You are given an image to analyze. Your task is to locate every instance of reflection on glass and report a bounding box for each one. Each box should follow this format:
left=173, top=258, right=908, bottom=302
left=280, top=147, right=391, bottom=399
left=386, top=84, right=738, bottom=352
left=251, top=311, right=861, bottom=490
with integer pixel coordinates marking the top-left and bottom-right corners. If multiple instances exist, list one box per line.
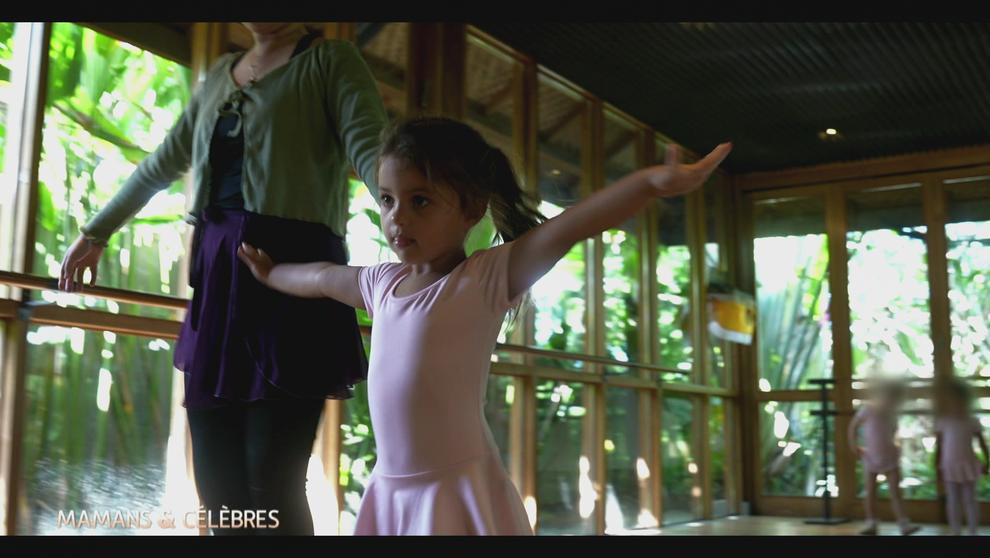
left=18, top=326, right=189, bottom=534
left=944, top=177, right=990, bottom=378
left=662, top=396, right=701, bottom=524
left=753, top=195, right=832, bottom=391
left=535, top=380, right=594, bottom=534
left=604, top=387, right=655, bottom=533
left=485, top=374, right=518, bottom=473
left=761, top=400, right=830, bottom=497
left=710, top=397, right=729, bottom=512
left=35, top=24, right=192, bottom=319
left=847, top=185, right=933, bottom=380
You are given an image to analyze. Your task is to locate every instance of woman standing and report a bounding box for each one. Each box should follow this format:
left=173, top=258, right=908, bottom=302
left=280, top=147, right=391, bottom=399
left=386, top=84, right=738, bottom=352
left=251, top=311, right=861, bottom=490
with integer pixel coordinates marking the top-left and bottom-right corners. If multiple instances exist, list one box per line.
left=58, top=23, right=388, bottom=535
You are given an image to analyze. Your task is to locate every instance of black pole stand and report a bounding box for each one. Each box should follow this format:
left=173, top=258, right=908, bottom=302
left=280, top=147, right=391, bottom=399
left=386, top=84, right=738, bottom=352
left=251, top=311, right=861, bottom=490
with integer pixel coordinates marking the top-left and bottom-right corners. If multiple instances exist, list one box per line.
left=805, top=378, right=850, bottom=525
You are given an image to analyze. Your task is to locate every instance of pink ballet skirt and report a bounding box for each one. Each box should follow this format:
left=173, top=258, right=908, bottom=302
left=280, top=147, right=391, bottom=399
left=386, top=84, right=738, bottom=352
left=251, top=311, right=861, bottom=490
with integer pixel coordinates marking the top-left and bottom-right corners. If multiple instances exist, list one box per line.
left=937, top=417, right=984, bottom=483
left=354, top=454, right=532, bottom=535
left=856, top=405, right=901, bottom=474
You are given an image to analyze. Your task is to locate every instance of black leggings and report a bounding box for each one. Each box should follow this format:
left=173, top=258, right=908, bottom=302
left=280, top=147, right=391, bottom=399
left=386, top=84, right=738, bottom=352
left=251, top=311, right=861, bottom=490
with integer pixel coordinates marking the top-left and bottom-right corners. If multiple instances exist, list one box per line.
left=187, top=398, right=325, bottom=535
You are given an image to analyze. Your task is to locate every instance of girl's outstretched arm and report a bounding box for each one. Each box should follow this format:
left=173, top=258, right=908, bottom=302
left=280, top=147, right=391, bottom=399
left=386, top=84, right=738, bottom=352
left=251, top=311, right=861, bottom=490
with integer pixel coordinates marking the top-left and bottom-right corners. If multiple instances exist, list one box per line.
left=507, top=142, right=731, bottom=300
left=237, top=243, right=365, bottom=309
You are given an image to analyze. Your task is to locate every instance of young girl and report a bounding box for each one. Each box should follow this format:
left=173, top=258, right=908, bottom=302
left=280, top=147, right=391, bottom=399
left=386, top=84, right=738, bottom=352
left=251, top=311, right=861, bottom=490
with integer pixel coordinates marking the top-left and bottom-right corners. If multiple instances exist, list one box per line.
left=935, top=379, right=989, bottom=536
left=848, top=379, right=919, bottom=535
left=237, top=117, right=731, bottom=535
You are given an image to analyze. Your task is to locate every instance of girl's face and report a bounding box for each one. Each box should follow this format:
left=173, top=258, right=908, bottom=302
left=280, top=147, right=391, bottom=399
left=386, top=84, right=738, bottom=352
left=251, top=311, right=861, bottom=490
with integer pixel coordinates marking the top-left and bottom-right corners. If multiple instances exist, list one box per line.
left=878, top=390, right=902, bottom=410
left=377, top=156, right=482, bottom=265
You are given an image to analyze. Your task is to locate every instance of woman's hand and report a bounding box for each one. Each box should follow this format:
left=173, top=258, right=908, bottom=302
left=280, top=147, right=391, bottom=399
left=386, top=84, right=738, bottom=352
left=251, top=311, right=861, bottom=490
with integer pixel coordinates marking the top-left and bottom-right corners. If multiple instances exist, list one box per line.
left=59, top=235, right=105, bottom=293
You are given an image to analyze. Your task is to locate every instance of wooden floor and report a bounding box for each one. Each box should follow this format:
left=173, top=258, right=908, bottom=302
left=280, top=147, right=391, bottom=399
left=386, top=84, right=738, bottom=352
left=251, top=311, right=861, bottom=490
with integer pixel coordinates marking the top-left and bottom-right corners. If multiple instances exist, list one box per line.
left=619, top=516, right=990, bottom=536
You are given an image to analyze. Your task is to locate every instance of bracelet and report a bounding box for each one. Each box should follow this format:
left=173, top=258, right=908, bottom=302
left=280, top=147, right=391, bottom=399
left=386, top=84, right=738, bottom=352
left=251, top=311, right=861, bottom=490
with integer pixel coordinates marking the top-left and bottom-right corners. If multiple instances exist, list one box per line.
left=82, top=234, right=109, bottom=247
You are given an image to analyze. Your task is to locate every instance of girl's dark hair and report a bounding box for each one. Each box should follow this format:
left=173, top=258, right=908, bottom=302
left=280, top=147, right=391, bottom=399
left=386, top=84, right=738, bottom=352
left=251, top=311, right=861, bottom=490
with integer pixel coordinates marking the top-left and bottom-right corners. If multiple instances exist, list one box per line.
left=878, top=378, right=906, bottom=402
left=377, top=116, right=546, bottom=244
left=946, top=378, right=973, bottom=406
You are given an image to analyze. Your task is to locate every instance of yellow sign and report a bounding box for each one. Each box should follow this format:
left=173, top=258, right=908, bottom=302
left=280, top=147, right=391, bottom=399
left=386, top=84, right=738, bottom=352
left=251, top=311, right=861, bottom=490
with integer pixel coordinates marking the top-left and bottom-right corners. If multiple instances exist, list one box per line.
left=707, top=292, right=755, bottom=345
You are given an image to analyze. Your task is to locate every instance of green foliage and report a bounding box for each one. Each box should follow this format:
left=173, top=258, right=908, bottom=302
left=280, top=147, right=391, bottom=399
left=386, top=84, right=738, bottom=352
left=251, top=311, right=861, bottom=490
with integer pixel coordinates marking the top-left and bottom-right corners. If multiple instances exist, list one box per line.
left=18, top=23, right=191, bottom=534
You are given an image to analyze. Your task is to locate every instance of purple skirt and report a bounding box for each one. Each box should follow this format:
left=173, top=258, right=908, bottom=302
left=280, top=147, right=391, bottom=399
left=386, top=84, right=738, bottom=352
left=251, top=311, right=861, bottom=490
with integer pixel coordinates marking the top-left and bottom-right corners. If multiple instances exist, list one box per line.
left=173, top=207, right=368, bottom=409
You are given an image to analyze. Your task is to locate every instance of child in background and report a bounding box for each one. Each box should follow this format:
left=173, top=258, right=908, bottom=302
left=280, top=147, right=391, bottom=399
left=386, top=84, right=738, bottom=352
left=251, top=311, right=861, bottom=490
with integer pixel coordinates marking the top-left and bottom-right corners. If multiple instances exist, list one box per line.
left=848, top=379, right=919, bottom=535
left=935, top=379, right=989, bottom=536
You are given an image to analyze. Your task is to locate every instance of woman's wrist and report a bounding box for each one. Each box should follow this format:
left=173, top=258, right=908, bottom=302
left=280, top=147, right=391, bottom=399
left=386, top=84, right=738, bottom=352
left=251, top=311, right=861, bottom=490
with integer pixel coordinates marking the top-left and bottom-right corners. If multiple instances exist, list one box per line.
left=81, top=232, right=109, bottom=247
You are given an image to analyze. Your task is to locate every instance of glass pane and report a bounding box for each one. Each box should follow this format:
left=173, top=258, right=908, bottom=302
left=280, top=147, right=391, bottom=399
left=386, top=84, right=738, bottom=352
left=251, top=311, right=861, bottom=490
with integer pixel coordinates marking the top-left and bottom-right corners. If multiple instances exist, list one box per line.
left=484, top=373, right=518, bottom=474
left=34, top=23, right=192, bottom=319
left=656, top=142, right=692, bottom=382
left=704, top=179, right=731, bottom=388
left=602, top=114, right=641, bottom=376
left=847, top=184, right=933, bottom=380
left=944, top=176, right=990, bottom=378
left=535, top=380, right=594, bottom=534
left=537, top=76, right=582, bottom=209
left=338, top=367, right=375, bottom=535
left=18, top=325, right=187, bottom=534
left=662, top=396, right=701, bottom=524
left=0, top=22, right=21, bottom=287
left=346, top=177, right=396, bottom=330
left=978, top=399, right=990, bottom=502
left=355, top=22, right=407, bottom=119
left=753, top=195, right=832, bottom=391
left=0, top=22, right=16, bottom=177
left=604, top=387, right=656, bottom=533
left=0, top=320, right=5, bottom=418
left=853, top=399, right=936, bottom=500
left=532, top=77, right=587, bottom=371
left=710, top=396, right=730, bottom=514
left=761, top=400, right=831, bottom=497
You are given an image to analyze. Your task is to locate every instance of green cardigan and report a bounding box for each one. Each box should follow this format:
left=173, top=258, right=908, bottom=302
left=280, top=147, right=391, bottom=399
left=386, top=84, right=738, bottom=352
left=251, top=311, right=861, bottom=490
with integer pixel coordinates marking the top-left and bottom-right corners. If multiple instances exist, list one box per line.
left=81, top=39, right=388, bottom=242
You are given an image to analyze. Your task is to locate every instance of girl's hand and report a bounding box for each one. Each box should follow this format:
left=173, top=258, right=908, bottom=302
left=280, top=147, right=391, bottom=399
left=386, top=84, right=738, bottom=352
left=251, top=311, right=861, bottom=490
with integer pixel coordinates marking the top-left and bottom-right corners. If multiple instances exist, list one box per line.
left=237, top=242, right=274, bottom=284
left=856, top=446, right=866, bottom=458
left=641, top=142, right=732, bottom=198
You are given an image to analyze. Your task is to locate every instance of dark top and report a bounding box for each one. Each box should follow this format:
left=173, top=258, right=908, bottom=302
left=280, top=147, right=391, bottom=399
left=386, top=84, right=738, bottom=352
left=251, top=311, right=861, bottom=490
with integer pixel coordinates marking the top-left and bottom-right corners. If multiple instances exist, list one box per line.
left=208, top=32, right=321, bottom=209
